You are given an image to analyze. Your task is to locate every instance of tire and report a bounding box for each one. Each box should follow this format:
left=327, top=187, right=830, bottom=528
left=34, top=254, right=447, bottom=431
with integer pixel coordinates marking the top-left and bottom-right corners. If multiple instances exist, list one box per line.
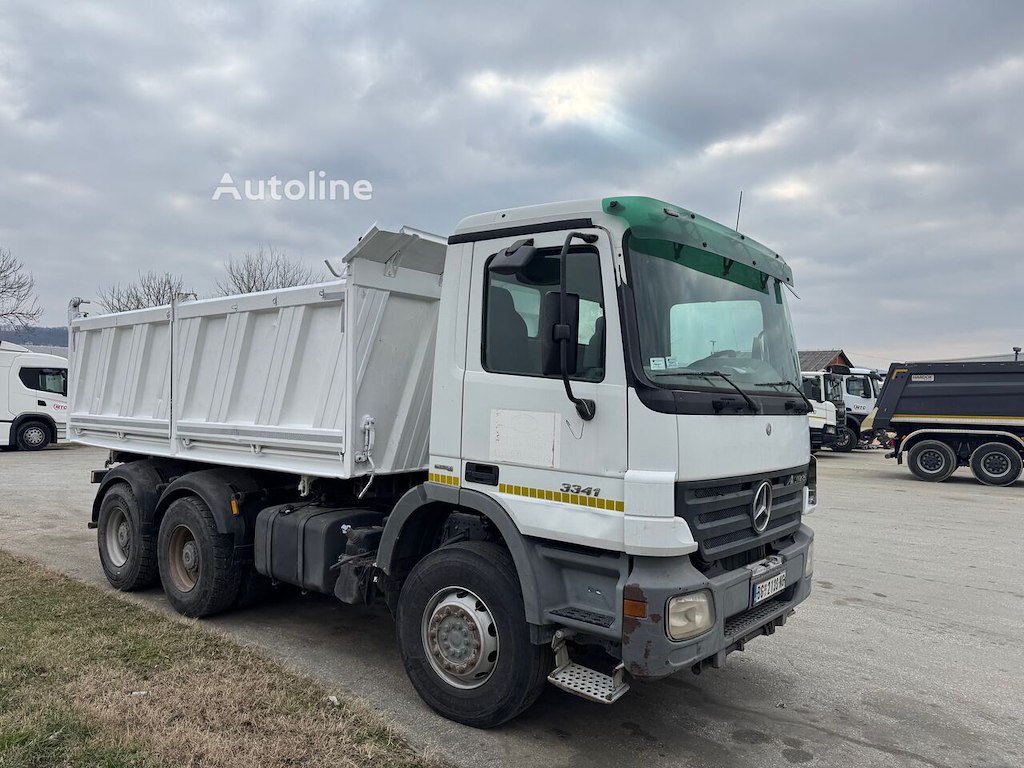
left=157, top=496, right=241, bottom=618
left=969, top=442, right=1023, bottom=487
left=831, top=425, right=856, bottom=453
left=97, top=483, right=160, bottom=591
left=396, top=541, right=551, bottom=728
left=907, top=439, right=957, bottom=482
left=15, top=421, right=50, bottom=451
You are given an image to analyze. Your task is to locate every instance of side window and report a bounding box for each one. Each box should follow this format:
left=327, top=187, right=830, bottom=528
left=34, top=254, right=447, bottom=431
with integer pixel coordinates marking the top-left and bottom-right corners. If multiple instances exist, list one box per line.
left=18, top=367, right=68, bottom=396
left=846, top=376, right=868, bottom=397
left=802, top=377, right=821, bottom=402
left=483, top=248, right=605, bottom=381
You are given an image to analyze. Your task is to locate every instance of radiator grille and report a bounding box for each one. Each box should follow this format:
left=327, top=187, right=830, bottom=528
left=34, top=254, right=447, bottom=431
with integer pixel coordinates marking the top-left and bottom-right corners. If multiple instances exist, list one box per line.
left=676, top=466, right=806, bottom=571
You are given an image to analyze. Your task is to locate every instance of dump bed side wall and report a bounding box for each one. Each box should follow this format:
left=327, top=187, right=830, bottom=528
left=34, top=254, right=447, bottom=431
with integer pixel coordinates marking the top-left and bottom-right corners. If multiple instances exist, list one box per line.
left=875, top=362, right=1024, bottom=430
left=69, top=267, right=440, bottom=478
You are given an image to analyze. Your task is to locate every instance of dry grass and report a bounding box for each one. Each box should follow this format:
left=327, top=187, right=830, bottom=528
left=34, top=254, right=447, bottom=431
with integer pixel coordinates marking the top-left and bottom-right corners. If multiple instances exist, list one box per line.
left=0, top=551, right=438, bottom=768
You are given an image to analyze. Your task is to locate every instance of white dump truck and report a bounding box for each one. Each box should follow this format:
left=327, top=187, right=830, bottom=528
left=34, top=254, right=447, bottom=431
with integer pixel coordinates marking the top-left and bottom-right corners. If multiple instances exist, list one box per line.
left=1, top=341, right=68, bottom=450
left=69, top=196, right=815, bottom=727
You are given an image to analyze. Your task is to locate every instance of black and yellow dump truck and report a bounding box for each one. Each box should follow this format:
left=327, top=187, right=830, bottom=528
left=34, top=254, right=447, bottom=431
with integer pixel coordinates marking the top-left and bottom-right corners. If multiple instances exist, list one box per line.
left=875, top=361, right=1024, bottom=486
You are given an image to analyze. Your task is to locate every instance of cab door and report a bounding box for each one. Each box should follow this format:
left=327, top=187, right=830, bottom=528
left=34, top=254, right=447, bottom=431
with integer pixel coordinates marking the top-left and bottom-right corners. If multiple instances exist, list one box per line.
left=459, top=228, right=627, bottom=551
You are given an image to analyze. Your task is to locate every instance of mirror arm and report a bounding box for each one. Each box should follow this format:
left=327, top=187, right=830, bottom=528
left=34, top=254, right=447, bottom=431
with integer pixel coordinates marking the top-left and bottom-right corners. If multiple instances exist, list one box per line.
left=558, top=231, right=598, bottom=421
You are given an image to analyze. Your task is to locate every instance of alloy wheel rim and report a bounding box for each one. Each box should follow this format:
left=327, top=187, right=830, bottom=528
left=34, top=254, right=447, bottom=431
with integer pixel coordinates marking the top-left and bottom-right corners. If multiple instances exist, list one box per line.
left=982, top=452, right=1010, bottom=478
left=23, top=426, right=46, bottom=446
left=421, top=586, right=499, bottom=689
left=168, top=525, right=200, bottom=593
left=105, top=507, right=131, bottom=567
left=919, top=449, right=946, bottom=473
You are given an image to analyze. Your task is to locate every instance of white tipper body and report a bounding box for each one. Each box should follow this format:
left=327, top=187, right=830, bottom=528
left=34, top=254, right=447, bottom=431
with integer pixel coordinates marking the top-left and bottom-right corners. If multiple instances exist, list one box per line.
left=68, top=227, right=444, bottom=478
left=69, top=199, right=812, bottom=559
left=0, top=343, right=69, bottom=446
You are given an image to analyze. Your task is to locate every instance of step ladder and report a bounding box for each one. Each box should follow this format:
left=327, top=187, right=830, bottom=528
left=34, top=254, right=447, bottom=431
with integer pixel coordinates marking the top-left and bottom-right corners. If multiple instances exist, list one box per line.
left=546, top=630, right=630, bottom=704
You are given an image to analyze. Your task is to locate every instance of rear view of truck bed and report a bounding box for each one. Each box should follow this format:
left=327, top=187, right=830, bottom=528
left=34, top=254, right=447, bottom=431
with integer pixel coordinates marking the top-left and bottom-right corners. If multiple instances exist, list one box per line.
left=68, top=227, right=446, bottom=479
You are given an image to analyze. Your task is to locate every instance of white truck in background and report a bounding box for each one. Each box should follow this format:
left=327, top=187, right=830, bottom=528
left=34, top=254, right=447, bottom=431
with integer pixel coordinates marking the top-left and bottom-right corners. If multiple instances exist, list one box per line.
left=69, top=196, right=816, bottom=727
left=800, top=370, right=842, bottom=451
left=0, top=341, right=68, bottom=450
left=829, top=365, right=883, bottom=451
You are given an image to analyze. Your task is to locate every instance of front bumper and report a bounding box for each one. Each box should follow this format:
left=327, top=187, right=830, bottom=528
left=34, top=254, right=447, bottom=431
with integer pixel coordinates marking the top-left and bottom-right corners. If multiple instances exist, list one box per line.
left=621, top=524, right=813, bottom=678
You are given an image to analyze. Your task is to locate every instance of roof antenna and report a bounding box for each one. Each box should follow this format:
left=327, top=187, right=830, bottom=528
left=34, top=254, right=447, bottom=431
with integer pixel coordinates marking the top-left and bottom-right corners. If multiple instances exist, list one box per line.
left=734, top=190, right=743, bottom=231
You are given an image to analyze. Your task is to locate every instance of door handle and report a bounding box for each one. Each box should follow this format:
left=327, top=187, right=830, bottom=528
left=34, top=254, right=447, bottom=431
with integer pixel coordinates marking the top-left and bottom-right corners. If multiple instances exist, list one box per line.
left=465, top=462, right=499, bottom=486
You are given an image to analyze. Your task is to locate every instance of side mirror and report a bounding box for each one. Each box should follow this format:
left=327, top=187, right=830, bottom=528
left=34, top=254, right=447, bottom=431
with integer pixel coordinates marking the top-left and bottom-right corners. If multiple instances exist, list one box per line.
left=488, top=239, right=538, bottom=275
left=540, top=290, right=579, bottom=377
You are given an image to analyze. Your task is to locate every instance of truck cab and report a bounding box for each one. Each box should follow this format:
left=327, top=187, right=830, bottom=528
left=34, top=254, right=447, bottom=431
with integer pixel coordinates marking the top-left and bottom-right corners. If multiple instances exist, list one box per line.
left=415, top=196, right=814, bottom=713
left=828, top=365, right=881, bottom=451
left=0, top=341, right=68, bottom=450
left=801, top=370, right=842, bottom=450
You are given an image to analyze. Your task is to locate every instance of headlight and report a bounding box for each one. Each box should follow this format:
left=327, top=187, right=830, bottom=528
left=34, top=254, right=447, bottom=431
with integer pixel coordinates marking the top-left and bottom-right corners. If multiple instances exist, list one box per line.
left=824, top=425, right=836, bottom=434
left=804, top=540, right=814, bottom=578
left=666, top=590, right=715, bottom=641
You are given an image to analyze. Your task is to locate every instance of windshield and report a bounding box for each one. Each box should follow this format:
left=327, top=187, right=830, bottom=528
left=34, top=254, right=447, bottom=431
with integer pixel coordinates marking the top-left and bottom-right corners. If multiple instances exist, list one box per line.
left=626, top=236, right=800, bottom=393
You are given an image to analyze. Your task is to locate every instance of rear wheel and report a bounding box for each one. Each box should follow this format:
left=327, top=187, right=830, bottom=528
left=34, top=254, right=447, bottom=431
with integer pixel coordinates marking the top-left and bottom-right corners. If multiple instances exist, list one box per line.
left=15, top=421, right=50, bottom=451
left=831, top=425, right=856, bottom=453
left=97, top=483, right=159, bottom=590
left=157, top=496, right=241, bottom=617
left=396, top=542, right=550, bottom=727
left=970, top=442, right=1022, bottom=486
left=907, top=439, right=957, bottom=482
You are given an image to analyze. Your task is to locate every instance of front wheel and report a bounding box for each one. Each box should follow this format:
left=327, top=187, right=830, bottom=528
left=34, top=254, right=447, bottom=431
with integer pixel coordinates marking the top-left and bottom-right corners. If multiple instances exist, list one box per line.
left=908, top=439, right=957, bottom=482
left=396, top=542, right=550, bottom=727
left=15, top=421, right=50, bottom=451
left=970, top=442, right=1022, bottom=486
left=157, top=496, right=241, bottom=617
left=831, top=425, right=856, bottom=453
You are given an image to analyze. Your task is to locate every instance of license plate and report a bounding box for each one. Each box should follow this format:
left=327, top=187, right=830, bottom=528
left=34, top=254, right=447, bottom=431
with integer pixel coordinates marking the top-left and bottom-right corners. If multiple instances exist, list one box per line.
left=752, top=571, right=787, bottom=605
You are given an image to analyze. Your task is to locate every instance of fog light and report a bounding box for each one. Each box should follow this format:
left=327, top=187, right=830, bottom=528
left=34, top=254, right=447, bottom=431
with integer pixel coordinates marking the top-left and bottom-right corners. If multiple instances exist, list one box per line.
left=804, top=540, right=814, bottom=578
left=666, top=590, right=715, bottom=641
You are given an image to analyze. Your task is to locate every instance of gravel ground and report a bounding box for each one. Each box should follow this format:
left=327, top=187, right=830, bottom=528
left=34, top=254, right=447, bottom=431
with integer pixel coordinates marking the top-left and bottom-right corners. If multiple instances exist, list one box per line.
left=0, top=443, right=1021, bottom=768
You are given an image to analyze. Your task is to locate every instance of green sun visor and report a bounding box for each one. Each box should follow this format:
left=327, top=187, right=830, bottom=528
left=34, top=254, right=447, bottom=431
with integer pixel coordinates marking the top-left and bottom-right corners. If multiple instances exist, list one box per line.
left=603, top=196, right=794, bottom=286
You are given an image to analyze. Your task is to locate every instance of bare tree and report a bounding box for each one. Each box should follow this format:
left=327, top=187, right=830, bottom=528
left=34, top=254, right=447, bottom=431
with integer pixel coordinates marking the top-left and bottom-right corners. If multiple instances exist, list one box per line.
left=0, top=247, right=42, bottom=328
left=97, top=271, right=191, bottom=313
left=216, top=245, right=317, bottom=296
left=0, top=247, right=41, bottom=329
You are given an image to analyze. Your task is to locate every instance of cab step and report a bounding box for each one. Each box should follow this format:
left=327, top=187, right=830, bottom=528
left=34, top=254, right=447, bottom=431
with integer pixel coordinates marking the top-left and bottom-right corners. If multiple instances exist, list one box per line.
left=547, top=630, right=629, bottom=704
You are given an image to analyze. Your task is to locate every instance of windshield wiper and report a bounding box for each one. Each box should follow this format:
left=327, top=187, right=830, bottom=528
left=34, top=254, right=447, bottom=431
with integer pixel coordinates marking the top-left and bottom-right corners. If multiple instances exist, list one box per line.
left=654, top=370, right=759, bottom=413
left=757, top=380, right=814, bottom=414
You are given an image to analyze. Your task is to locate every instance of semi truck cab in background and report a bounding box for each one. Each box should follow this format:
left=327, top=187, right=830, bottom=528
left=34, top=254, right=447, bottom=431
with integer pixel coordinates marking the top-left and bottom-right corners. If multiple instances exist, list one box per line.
left=69, top=196, right=815, bottom=727
left=0, top=341, right=68, bottom=450
left=801, top=370, right=844, bottom=450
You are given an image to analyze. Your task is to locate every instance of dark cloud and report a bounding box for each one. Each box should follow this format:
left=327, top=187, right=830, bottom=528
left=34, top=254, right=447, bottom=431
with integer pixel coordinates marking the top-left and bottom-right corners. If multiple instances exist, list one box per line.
left=1, top=0, right=1021, bottom=363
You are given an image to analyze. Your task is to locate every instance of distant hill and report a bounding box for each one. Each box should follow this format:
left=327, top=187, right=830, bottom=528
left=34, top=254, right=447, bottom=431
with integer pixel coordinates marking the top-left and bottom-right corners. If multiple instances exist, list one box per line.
left=0, top=326, right=69, bottom=346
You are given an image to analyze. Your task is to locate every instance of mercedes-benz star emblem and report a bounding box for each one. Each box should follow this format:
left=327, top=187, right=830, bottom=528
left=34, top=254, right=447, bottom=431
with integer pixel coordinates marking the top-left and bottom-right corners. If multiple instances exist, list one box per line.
left=751, top=480, right=773, bottom=533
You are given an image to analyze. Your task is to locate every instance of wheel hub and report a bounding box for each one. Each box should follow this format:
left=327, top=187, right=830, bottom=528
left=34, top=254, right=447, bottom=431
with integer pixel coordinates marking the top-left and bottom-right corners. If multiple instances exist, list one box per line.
left=920, top=450, right=944, bottom=472
left=117, top=521, right=130, bottom=549
left=422, top=587, right=499, bottom=689
left=181, top=541, right=198, bottom=571
left=167, top=525, right=200, bottom=593
left=24, top=427, right=45, bottom=446
left=983, top=453, right=1009, bottom=476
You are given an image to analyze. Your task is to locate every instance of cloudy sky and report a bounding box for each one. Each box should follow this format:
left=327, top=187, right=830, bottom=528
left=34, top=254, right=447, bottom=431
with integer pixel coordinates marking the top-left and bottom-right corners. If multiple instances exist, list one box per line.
left=1, top=1, right=1022, bottom=365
